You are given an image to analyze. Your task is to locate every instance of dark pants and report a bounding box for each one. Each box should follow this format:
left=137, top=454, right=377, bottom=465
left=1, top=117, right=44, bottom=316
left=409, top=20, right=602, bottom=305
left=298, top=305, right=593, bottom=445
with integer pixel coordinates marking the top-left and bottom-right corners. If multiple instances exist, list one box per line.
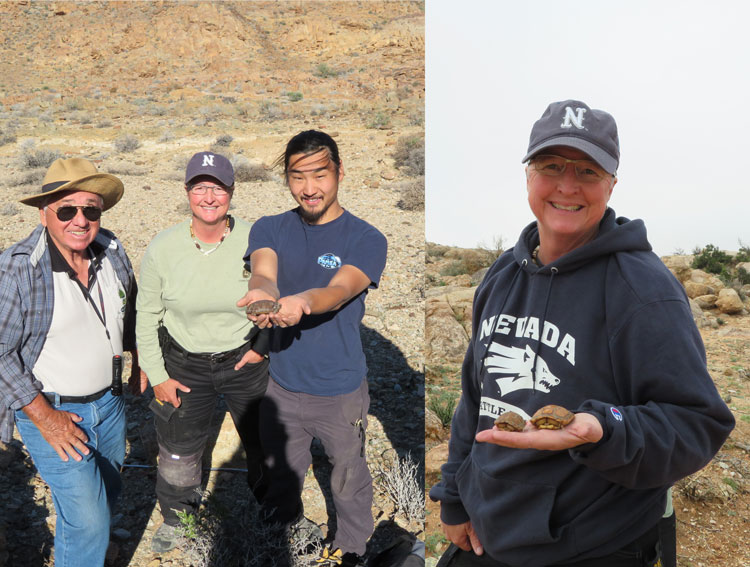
left=259, top=377, right=373, bottom=556
left=436, top=522, right=661, bottom=567
left=153, top=339, right=269, bottom=525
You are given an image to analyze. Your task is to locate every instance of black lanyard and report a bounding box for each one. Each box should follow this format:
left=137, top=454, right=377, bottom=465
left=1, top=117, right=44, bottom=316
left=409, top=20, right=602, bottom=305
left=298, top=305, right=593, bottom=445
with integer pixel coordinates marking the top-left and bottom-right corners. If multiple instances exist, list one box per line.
left=75, top=262, right=111, bottom=342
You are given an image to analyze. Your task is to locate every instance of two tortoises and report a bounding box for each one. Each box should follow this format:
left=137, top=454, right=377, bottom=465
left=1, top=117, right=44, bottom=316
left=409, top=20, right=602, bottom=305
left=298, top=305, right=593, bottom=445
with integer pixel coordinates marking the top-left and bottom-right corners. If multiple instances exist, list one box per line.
left=493, top=405, right=575, bottom=432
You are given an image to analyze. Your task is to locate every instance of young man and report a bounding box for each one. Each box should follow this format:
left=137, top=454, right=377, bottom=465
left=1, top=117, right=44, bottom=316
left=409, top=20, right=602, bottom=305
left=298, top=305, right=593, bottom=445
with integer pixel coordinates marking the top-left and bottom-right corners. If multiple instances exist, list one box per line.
left=238, top=130, right=388, bottom=567
left=0, top=158, right=139, bottom=567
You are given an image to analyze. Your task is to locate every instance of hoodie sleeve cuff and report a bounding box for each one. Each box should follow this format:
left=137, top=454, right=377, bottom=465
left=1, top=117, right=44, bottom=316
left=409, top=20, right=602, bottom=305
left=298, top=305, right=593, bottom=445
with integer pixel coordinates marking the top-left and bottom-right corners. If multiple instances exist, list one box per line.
left=439, top=501, right=471, bottom=526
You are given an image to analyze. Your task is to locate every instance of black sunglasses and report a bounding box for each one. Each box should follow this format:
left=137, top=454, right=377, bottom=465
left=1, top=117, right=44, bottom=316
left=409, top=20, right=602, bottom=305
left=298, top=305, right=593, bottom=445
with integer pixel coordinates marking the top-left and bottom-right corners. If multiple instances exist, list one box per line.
left=48, top=205, right=103, bottom=222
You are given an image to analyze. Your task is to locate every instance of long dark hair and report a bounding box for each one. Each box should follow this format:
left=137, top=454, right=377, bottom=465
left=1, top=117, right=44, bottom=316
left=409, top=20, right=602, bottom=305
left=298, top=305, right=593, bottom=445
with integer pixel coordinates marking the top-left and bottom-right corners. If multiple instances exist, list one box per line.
left=273, top=130, right=341, bottom=183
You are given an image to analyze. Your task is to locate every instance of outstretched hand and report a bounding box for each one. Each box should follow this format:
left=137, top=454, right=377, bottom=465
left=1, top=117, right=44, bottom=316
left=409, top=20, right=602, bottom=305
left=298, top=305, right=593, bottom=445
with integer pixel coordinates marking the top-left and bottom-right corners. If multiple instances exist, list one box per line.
left=475, top=412, right=603, bottom=451
left=269, top=295, right=311, bottom=328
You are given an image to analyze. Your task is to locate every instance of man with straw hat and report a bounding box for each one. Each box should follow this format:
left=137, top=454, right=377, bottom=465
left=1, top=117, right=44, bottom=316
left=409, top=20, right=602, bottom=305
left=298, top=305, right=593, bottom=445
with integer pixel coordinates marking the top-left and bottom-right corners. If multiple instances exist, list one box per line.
left=0, top=157, right=140, bottom=566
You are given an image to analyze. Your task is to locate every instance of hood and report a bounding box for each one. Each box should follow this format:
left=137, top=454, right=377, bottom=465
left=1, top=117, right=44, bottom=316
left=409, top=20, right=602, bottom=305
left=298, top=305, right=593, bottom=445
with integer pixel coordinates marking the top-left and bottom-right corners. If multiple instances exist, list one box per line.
left=513, top=208, right=652, bottom=274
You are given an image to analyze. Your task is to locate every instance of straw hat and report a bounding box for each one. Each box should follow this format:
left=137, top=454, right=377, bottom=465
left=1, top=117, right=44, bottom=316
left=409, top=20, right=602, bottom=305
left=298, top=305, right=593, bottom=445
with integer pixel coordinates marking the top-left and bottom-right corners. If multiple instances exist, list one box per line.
left=19, top=157, right=124, bottom=210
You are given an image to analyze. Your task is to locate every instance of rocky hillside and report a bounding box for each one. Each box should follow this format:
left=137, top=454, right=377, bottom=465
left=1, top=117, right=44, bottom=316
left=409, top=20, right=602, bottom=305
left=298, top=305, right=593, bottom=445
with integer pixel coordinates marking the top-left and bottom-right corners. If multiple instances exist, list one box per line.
left=0, top=3, right=424, bottom=566
left=424, top=243, right=750, bottom=566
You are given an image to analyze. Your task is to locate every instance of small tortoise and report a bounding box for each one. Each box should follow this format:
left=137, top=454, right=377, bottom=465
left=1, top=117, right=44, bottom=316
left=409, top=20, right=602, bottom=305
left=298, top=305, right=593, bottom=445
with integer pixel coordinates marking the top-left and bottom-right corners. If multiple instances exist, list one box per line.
left=245, top=300, right=281, bottom=316
left=530, top=405, right=575, bottom=430
left=494, top=411, right=526, bottom=432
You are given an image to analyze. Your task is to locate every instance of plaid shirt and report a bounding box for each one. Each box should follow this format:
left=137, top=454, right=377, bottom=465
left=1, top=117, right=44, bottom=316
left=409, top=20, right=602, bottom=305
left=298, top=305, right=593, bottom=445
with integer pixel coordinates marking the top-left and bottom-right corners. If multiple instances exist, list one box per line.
left=0, top=224, right=136, bottom=443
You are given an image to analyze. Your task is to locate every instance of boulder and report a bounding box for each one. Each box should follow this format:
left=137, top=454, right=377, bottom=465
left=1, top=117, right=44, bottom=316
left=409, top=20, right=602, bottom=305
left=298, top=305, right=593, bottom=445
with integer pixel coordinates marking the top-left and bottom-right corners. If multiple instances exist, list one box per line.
left=425, top=408, right=448, bottom=442
left=688, top=269, right=724, bottom=292
left=425, top=441, right=449, bottom=478
left=716, top=288, right=745, bottom=315
left=684, top=281, right=712, bottom=299
left=689, top=298, right=716, bottom=328
left=693, top=294, right=717, bottom=309
left=661, top=255, right=693, bottom=282
left=426, top=296, right=469, bottom=363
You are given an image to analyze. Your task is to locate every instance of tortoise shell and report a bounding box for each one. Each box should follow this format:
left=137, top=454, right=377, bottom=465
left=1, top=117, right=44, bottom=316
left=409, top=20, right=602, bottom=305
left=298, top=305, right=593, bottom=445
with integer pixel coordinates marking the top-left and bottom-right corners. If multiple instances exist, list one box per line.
left=530, top=405, right=574, bottom=430
left=494, top=411, right=526, bottom=432
left=245, top=300, right=281, bottom=315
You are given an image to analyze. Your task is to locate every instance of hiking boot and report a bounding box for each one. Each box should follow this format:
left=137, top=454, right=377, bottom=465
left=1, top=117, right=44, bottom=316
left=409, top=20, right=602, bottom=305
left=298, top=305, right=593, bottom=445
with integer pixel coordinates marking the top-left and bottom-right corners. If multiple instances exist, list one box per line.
left=311, top=545, right=365, bottom=567
left=151, top=522, right=180, bottom=553
left=289, top=516, right=324, bottom=554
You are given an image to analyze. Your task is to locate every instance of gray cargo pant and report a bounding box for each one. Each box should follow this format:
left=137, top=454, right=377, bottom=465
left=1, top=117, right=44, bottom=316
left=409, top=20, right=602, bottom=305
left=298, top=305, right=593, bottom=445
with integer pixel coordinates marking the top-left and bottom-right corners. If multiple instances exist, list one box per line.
left=259, top=377, right=373, bottom=556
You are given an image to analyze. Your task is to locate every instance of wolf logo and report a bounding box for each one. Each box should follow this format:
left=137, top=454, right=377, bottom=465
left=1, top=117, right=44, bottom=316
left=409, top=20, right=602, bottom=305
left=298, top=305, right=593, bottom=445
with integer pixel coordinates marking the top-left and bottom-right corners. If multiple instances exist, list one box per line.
left=485, top=343, right=560, bottom=396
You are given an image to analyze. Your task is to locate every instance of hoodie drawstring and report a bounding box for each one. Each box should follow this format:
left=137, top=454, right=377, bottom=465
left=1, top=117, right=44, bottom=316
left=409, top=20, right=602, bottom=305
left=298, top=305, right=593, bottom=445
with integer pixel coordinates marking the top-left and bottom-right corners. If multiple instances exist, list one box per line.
left=530, top=266, right=557, bottom=393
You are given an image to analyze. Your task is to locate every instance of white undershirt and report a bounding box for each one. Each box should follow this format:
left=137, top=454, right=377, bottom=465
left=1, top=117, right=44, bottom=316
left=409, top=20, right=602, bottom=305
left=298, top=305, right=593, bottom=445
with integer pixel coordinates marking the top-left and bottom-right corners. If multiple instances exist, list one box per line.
left=33, top=257, right=125, bottom=396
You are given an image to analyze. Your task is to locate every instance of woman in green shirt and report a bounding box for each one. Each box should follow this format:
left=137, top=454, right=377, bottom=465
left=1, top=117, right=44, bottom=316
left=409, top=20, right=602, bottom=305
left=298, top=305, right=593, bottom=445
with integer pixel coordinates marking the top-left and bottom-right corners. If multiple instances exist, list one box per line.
left=136, top=151, right=269, bottom=553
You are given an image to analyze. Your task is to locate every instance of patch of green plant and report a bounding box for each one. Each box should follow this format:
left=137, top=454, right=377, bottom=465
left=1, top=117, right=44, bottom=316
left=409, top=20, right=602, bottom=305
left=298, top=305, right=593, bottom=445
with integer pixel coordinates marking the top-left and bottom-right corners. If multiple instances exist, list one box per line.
left=723, top=477, right=740, bottom=491
left=313, top=63, right=339, bottom=78
left=367, top=111, right=391, bottom=129
left=428, top=391, right=458, bottom=427
left=425, top=533, right=449, bottom=556
left=738, top=266, right=750, bottom=286
left=176, top=510, right=199, bottom=540
left=285, top=91, right=303, bottom=102
left=717, top=317, right=726, bottom=326
left=736, top=241, right=750, bottom=263
left=692, top=244, right=732, bottom=275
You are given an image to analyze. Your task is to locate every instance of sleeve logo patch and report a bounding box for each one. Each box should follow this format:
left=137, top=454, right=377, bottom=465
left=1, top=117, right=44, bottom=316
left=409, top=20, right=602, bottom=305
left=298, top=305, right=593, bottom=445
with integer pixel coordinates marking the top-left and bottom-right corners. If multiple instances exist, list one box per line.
left=317, top=253, right=342, bottom=269
left=610, top=407, right=623, bottom=422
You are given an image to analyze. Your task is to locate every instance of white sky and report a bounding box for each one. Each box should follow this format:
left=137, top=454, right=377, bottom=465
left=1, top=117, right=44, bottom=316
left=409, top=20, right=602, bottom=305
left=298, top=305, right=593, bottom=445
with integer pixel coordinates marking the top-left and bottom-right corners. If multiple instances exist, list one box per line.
left=426, top=1, right=750, bottom=256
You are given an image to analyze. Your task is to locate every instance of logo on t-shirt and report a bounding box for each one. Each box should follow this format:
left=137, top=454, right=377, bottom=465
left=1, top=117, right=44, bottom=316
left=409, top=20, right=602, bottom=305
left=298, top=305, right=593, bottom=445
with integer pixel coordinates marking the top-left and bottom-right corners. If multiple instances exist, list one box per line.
left=317, top=253, right=342, bottom=269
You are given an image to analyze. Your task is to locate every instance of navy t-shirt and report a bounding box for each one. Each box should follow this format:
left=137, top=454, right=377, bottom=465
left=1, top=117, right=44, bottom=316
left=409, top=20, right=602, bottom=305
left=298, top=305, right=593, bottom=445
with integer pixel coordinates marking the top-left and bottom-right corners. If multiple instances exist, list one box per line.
left=244, top=209, right=387, bottom=395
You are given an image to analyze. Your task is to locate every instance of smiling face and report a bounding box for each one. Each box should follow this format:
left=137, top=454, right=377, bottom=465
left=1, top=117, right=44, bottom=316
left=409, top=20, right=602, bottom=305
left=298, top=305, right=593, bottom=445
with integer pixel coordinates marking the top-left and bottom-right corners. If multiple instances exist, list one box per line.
left=40, top=190, right=103, bottom=262
left=526, top=146, right=616, bottom=253
left=287, top=149, right=344, bottom=225
left=186, top=175, right=232, bottom=227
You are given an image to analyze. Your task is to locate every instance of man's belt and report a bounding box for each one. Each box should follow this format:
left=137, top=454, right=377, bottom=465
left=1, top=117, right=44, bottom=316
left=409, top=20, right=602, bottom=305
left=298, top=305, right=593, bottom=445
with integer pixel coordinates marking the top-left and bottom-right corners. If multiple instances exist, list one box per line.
left=166, top=340, right=246, bottom=364
left=43, top=387, right=110, bottom=405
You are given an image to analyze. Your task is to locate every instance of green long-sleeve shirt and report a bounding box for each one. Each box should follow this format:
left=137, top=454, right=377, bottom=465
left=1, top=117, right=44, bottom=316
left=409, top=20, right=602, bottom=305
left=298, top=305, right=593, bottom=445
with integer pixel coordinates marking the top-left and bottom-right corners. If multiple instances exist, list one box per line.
left=136, top=218, right=257, bottom=386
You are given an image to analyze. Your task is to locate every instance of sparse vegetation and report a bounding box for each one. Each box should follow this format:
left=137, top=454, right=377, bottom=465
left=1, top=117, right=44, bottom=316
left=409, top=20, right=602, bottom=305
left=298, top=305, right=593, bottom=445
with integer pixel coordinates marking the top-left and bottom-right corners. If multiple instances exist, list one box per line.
left=392, top=135, right=425, bottom=177
left=0, top=126, right=17, bottom=146
left=374, top=451, right=425, bottom=525
left=231, top=155, right=270, bottom=183
left=1, top=203, right=19, bottom=216
left=428, top=391, right=457, bottom=428
left=313, top=63, right=339, bottom=78
left=692, top=243, right=750, bottom=287
left=367, top=111, right=391, bottom=130
left=176, top=492, right=322, bottom=567
left=214, top=134, right=233, bottom=147
left=285, top=91, right=303, bottom=102
left=17, top=140, right=61, bottom=169
left=395, top=177, right=424, bottom=211
left=258, top=101, right=284, bottom=122
left=113, top=133, right=141, bottom=153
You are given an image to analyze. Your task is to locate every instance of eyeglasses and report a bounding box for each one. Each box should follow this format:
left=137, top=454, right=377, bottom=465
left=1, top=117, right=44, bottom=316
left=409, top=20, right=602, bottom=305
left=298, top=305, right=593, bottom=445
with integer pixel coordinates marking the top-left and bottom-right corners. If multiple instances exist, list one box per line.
left=531, top=155, right=613, bottom=183
left=48, top=205, right=102, bottom=222
left=188, top=183, right=230, bottom=196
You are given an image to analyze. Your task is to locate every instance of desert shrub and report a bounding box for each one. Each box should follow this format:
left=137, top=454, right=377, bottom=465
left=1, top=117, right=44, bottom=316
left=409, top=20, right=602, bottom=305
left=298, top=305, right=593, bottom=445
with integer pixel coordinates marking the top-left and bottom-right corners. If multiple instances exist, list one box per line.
left=0, top=126, right=17, bottom=146
left=285, top=91, right=303, bottom=102
left=313, top=63, right=339, bottom=78
left=738, top=267, right=750, bottom=286
left=214, top=134, right=233, bottom=147
left=367, top=111, right=391, bottom=129
left=177, top=494, right=321, bottom=567
left=736, top=241, right=750, bottom=263
left=113, top=134, right=141, bottom=153
left=392, top=135, right=425, bottom=176
left=232, top=155, right=270, bottom=183
left=374, top=452, right=424, bottom=524
left=692, top=244, right=732, bottom=274
left=258, top=101, right=283, bottom=122
left=17, top=141, right=61, bottom=169
left=1, top=203, right=19, bottom=216
left=394, top=176, right=424, bottom=211
left=158, top=130, right=175, bottom=143
left=428, top=392, right=457, bottom=427
left=96, top=119, right=112, bottom=128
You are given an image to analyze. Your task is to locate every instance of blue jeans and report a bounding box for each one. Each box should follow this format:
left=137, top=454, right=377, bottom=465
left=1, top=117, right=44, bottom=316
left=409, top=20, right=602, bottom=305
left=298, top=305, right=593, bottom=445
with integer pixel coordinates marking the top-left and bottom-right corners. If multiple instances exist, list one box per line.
left=15, top=391, right=126, bottom=567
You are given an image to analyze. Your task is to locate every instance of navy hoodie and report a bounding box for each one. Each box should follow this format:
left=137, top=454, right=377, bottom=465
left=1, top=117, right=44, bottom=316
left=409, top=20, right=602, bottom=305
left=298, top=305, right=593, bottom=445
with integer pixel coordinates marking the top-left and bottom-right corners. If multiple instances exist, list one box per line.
left=429, top=209, right=735, bottom=566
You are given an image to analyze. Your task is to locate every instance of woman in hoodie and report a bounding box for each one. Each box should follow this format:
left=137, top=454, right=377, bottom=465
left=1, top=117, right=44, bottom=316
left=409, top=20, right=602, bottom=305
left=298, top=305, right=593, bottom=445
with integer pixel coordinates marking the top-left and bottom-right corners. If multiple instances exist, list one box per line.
left=429, top=100, right=734, bottom=567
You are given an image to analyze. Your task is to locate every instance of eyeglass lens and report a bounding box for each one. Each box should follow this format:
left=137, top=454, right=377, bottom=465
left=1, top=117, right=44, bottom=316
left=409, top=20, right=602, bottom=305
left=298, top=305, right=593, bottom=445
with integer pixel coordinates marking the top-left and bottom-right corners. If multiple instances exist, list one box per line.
left=190, top=184, right=228, bottom=195
left=533, top=155, right=606, bottom=182
left=52, top=206, right=102, bottom=222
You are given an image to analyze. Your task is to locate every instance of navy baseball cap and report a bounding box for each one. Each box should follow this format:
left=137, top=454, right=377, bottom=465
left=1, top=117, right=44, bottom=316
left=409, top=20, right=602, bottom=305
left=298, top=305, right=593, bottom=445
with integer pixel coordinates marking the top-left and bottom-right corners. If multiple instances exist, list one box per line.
left=185, top=151, right=234, bottom=186
left=522, top=100, right=620, bottom=175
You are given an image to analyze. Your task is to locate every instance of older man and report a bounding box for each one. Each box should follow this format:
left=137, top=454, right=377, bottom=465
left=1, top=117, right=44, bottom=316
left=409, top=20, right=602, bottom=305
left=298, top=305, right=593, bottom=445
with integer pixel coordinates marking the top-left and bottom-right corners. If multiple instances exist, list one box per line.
left=0, top=158, right=139, bottom=567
